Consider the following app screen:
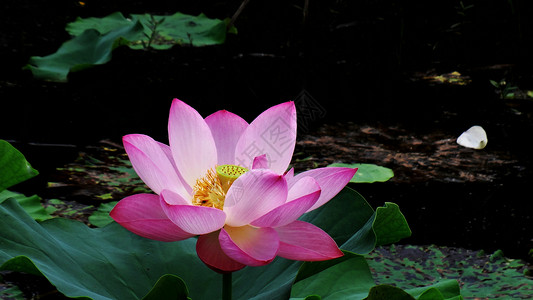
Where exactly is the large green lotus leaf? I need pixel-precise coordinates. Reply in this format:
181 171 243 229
0 199 300 300
0 198 219 300
0 190 55 221
0 140 39 191
0 186 410 299
25 20 144 82
328 163 394 183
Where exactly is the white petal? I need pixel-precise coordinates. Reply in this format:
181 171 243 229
457 126 487 149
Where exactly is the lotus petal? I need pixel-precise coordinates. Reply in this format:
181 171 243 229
219 225 279 266
110 194 193 242
275 220 343 261
196 231 246 273
160 190 226 235
234 102 296 174
168 99 218 188
457 125 488 149
205 110 248 165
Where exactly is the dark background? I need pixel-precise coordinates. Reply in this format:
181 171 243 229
2 0 532 142
1 1 532 260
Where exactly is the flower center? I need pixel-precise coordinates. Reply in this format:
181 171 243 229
216 164 248 193
191 164 248 210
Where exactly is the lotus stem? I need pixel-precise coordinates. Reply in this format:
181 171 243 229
222 272 232 300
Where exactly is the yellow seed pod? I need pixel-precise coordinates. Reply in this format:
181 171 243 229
216 165 248 193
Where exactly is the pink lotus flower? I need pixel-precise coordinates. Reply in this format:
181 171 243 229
111 99 357 272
